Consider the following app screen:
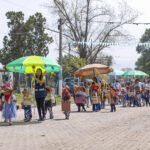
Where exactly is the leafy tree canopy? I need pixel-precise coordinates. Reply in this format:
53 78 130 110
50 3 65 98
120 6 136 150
136 29 150 74
0 11 53 65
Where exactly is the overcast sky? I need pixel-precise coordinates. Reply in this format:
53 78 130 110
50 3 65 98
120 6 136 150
0 0 150 70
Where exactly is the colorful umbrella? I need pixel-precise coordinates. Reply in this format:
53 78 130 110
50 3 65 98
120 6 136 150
74 64 112 77
6 56 61 74
109 70 124 76
123 70 148 76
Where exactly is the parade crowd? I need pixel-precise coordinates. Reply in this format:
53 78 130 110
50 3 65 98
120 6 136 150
0 68 150 126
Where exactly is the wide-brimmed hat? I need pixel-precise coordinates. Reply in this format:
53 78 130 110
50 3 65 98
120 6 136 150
65 85 70 90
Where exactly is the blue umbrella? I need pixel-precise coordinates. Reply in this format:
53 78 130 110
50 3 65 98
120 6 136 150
109 70 124 76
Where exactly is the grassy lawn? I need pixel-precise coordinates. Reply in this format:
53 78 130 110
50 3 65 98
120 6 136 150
15 93 63 106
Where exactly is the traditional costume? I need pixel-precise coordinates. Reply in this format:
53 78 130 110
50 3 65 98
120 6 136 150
62 88 71 120
90 82 100 111
2 91 16 121
45 87 55 119
23 95 32 122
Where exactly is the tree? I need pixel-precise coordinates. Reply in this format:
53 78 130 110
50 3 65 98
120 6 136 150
25 13 53 56
0 11 26 65
121 68 132 72
47 0 138 63
135 29 150 73
95 53 113 67
0 11 53 65
62 55 86 77
0 11 53 91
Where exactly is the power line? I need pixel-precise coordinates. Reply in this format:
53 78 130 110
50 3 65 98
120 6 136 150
84 20 150 25
68 40 150 47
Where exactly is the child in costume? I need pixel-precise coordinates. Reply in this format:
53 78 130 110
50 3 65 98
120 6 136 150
75 86 86 112
62 86 71 120
110 87 117 112
90 82 100 111
2 86 16 125
45 87 54 119
22 89 32 122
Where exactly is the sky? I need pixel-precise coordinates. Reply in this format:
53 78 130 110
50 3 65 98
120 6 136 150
0 0 150 70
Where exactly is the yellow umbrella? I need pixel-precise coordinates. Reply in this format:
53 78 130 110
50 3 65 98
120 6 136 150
74 64 113 77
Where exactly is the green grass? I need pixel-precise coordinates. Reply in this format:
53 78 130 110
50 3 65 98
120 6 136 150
54 95 62 105
15 93 62 106
15 93 23 105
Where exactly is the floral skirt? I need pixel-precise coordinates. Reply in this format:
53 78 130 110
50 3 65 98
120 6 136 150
2 103 16 119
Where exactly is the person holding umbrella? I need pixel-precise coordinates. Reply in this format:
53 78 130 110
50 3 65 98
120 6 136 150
32 68 46 121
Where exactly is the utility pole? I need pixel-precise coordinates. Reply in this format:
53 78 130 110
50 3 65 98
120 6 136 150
68 42 71 60
58 18 63 97
58 18 63 65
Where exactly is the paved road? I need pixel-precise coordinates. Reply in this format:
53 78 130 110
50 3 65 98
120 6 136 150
0 105 150 150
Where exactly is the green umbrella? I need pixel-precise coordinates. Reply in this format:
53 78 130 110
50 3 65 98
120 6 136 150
6 56 61 74
123 70 148 76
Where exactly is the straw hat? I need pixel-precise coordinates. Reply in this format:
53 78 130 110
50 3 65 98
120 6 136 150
65 85 70 90
75 86 80 91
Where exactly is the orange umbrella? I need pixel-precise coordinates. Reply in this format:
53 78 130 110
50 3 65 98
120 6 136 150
74 64 113 77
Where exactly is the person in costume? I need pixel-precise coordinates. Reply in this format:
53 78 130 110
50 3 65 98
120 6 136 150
2 86 16 125
90 81 100 111
62 86 71 120
83 82 90 108
45 87 55 119
110 87 118 112
100 86 107 109
22 89 32 122
74 86 86 112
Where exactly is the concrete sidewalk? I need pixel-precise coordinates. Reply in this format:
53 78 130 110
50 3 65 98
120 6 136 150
0 105 150 150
